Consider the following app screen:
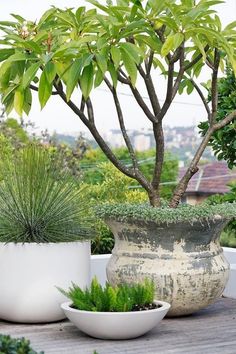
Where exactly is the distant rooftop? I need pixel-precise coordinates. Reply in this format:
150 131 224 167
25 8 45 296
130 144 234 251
179 162 236 195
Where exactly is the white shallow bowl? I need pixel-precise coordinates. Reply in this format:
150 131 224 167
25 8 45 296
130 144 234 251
61 300 170 340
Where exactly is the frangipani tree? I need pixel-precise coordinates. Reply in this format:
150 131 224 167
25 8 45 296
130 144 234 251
0 0 235 207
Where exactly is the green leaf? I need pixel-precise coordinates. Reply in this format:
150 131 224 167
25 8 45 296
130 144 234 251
135 35 162 52
14 88 24 116
120 48 137 86
76 7 86 22
6 52 37 62
95 53 107 74
38 8 57 28
193 36 207 61
44 61 57 83
0 49 15 62
66 58 84 101
2 85 18 104
22 62 41 89
80 63 94 99
38 70 52 109
87 0 108 13
152 57 166 73
110 47 121 69
23 87 32 115
119 42 140 64
161 35 175 57
108 61 117 88
10 14 25 23
0 21 18 27
161 33 184 57
94 68 104 88
173 33 184 49
0 62 11 89
56 12 76 27
224 20 236 31
18 40 42 55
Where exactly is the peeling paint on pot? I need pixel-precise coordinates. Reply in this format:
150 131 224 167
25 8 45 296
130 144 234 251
105 218 230 316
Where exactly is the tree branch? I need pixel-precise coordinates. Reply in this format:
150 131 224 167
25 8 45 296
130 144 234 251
171 46 185 99
189 77 211 119
119 69 157 123
86 97 95 124
156 62 174 120
212 109 236 131
210 49 220 125
117 72 130 84
80 97 85 113
184 45 210 71
169 109 236 207
104 76 152 191
53 79 138 181
169 127 214 208
145 50 154 75
29 84 58 95
137 65 161 116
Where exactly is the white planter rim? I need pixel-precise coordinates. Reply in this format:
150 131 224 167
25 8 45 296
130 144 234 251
0 241 89 246
223 246 236 252
61 300 170 315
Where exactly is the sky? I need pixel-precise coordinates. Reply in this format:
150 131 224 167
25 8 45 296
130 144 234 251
0 0 235 134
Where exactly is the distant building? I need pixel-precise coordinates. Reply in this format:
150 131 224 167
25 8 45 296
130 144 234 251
179 162 236 205
133 134 151 151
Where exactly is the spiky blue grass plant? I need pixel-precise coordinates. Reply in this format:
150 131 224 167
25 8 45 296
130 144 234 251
0 145 94 243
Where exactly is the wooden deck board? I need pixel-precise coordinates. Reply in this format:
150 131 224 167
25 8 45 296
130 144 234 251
1 298 236 354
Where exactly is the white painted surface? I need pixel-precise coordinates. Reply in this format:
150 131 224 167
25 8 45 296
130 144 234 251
223 247 236 264
223 247 236 299
0 241 91 323
61 300 170 340
90 254 111 286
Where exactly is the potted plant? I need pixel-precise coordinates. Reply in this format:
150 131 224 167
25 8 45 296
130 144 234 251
0 0 236 315
59 277 170 339
0 145 94 323
0 334 43 354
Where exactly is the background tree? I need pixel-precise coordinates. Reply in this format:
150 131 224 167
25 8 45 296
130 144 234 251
81 147 178 198
199 67 236 169
0 0 235 207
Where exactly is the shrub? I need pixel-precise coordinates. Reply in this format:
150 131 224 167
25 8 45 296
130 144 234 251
0 334 43 354
0 145 94 243
58 277 155 312
87 162 147 254
96 202 236 224
206 183 236 246
199 67 236 169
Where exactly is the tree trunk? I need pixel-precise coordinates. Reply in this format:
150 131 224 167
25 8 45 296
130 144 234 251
169 166 199 208
148 189 161 207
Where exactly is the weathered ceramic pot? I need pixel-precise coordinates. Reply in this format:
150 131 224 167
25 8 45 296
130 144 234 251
105 217 230 316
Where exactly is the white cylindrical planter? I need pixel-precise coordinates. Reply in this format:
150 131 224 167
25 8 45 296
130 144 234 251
223 247 236 299
91 254 111 286
0 241 90 323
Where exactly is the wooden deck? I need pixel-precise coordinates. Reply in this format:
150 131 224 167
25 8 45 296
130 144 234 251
1 297 236 354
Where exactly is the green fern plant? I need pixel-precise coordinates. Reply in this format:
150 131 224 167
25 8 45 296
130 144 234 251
0 145 94 243
58 277 155 312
